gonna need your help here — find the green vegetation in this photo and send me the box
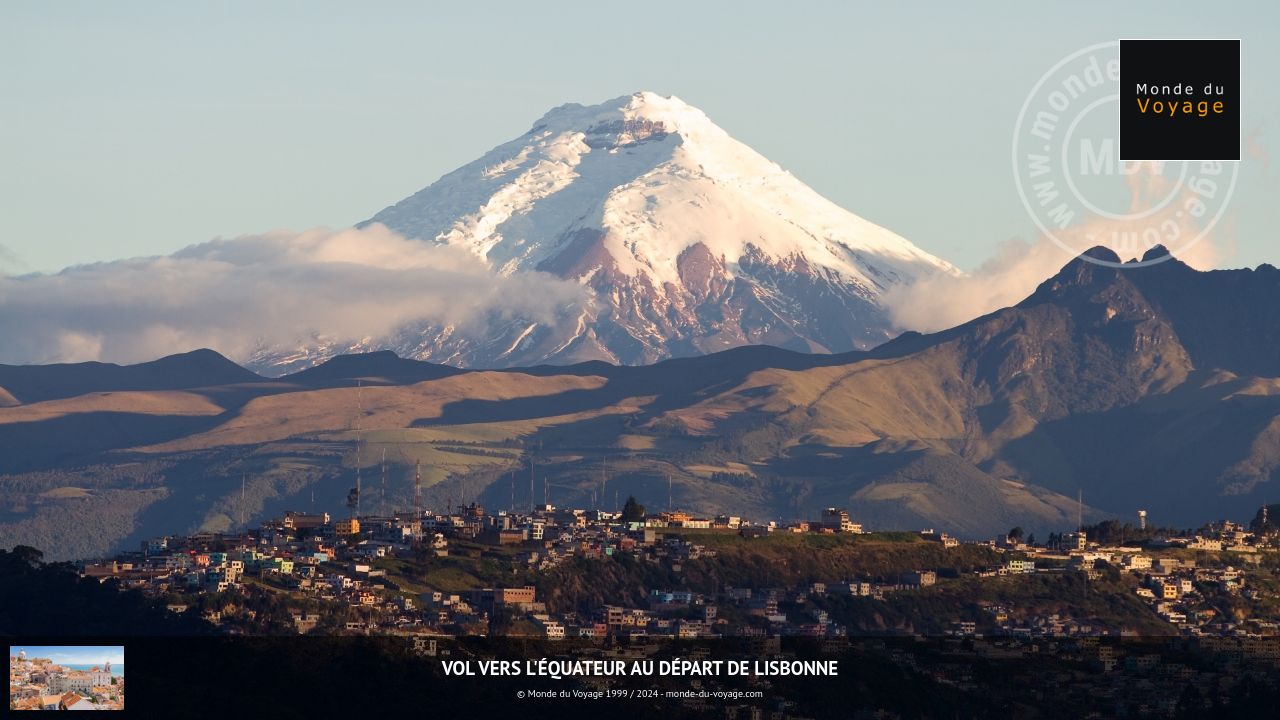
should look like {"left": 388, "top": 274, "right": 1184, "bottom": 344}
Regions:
{"left": 816, "top": 572, "right": 1171, "bottom": 635}
{"left": 0, "top": 545, "right": 215, "bottom": 635}
{"left": 372, "top": 541, "right": 532, "bottom": 594}
{"left": 0, "top": 487, "right": 168, "bottom": 561}
{"left": 534, "top": 534, "right": 1001, "bottom": 615}
{"left": 621, "top": 496, "right": 645, "bottom": 523}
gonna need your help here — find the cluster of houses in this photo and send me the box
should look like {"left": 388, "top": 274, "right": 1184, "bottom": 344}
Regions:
{"left": 8, "top": 650, "right": 122, "bottom": 711}
{"left": 72, "top": 497, "right": 1280, "bottom": 641}
{"left": 73, "top": 503, "right": 900, "bottom": 637}
{"left": 967, "top": 520, "right": 1280, "bottom": 638}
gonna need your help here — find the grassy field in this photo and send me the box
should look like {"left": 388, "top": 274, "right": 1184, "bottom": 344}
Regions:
{"left": 372, "top": 541, "right": 531, "bottom": 595}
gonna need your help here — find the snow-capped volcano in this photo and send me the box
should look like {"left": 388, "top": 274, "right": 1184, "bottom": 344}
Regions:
{"left": 256, "top": 92, "right": 956, "bottom": 372}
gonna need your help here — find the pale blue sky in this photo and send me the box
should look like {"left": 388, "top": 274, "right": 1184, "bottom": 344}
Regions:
{"left": 10, "top": 645, "right": 124, "bottom": 665}
{"left": 2, "top": 1, "right": 1277, "bottom": 273}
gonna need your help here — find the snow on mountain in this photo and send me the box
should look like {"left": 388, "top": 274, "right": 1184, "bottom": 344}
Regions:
{"left": 251, "top": 92, "right": 957, "bottom": 373}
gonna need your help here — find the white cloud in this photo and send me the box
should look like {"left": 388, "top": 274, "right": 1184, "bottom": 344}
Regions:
{"left": 0, "top": 224, "right": 588, "bottom": 366}
{"left": 884, "top": 165, "right": 1232, "bottom": 334}
{"left": 882, "top": 237, "right": 1069, "bottom": 333}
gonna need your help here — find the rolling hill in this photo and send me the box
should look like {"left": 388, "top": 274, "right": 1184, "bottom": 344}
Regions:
{"left": 2, "top": 246, "right": 1278, "bottom": 559}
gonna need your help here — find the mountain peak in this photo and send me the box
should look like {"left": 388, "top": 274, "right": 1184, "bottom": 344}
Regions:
{"left": 1019, "top": 248, "right": 1126, "bottom": 307}
{"left": 534, "top": 91, "right": 709, "bottom": 134}
{"left": 1141, "top": 244, "right": 1171, "bottom": 262}
{"left": 313, "top": 93, "right": 959, "bottom": 372}
{"left": 1081, "top": 245, "right": 1122, "bottom": 264}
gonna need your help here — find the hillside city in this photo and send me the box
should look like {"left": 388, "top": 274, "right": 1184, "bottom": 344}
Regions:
{"left": 10, "top": 499, "right": 1280, "bottom": 716}
{"left": 72, "top": 499, "right": 1280, "bottom": 643}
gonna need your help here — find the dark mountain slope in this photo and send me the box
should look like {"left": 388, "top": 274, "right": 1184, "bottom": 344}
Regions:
{"left": 0, "top": 349, "right": 261, "bottom": 404}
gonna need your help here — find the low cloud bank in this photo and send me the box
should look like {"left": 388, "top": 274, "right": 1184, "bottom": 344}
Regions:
{"left": 0, "top": 224, "right": 587, "bottom": 365}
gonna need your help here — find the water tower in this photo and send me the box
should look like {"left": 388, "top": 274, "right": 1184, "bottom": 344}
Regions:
{"left": 1138, "top": 509, "right": 1147, "bottom": 531}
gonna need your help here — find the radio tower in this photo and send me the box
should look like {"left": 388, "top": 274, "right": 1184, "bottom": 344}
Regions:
{"left": 380, "top": 448, "right": 387, "bottom": 518}
{"left": 1077, "top": 489, "right": 1083, "bottom": 531}
{"left": 413, "top": 460, "right": 422, "bottom": 520}
{"left": 240, "top": 472, "right": 246, "bottom": 528}
{"left": 354, "top": 380, "right": 363, "bottom": 519}
{"left": 529, "top": 455, "right": 535, "bottom": 513}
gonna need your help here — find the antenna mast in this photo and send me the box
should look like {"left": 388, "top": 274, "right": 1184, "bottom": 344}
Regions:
{"left": 354, "top": 380, "right": 363, "bottom": 518}
{"left": 240, "top": 472, "right": 246, "bottom": 528}
{"left": 413, "top": 459, "right": 421, "bottom": 521}
{"left": 380, "top": 448, "right": 387, "bottom": 518}
{"left": 1077, "top": 489, "right": 1083, "bottom": 531}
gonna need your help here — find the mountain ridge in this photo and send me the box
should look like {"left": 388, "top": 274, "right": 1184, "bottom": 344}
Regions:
{"left": 0, "top": 349, "right": 261, "bottom": 405}
{"left": 3, "top": 247, "right": 1280, "bottom": 559}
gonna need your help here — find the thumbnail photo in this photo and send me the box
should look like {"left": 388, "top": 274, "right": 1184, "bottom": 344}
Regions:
{"left": 9, "top": 646, "right": 124, "bottom": 711}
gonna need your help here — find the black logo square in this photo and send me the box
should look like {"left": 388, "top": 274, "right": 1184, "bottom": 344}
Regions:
{"left": 1120, "top": 39, "right": 1240, "bottom": 161}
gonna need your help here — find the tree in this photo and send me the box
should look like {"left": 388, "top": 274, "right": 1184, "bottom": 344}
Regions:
{"left": 1007, "top": 527, "right": 1024, "bottom": 543}
{"left": 1250, "top": 504, "right": 1279, "bottom": 534}
{"left": 621, "top": 496, "right": 646, "bottom": 523}
{"left": 1026, "top": 533, "right": 1037, "bottom": 546}
{"left": 10, "top": 545, "right": 44, "bottom": 567}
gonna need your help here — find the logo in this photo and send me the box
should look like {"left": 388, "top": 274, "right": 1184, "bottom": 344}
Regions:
{"left": 1120, "top": 39, "right": 1240, "bottom": 161}
{"left": 1013, "top": 41, "right": 1238, "bottom": 268}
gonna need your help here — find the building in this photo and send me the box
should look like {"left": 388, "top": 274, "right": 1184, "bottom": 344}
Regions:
{"left": 901, "top": 570, "right": 937, "bottom": 588}
{"left": 283, "top": 511, "right": 331, "bottom": 530}
{"left": 335, "top": 518, "right": 361, "bottom": 535}
{"left": 1187, "top": 536, "right": 1223, "bottom": 551}
{"left": 1005, "top": 559, "right": 1036, "bottom": 574}
{"left": 920, "top": 530, "right": 959, "bottom": 547}
{"left": 59, "top": 692, "right": 96, "bottom": 710}
{"left": 472, "top": 586, "right": 537, "bottom": 609}
{"left": 1121, "top": 554, "right": 1152, "bottom": 570}
{"left": 659, "top": 511, "right": 692, "bottom": 526}
{"left": 90, "top": 661, "right": 113, "bottom": 687}
{"left": 819, "top": 508, "right": 863, "bottom": 534}
{"left": 532, "top": 614, "right": 565, "bottom": 639}
{"left": 1062, "top": 532, "right": 1088, "bottom": 551}
{"left": 48, "top": 672, "right": 95, "bottom": 694}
